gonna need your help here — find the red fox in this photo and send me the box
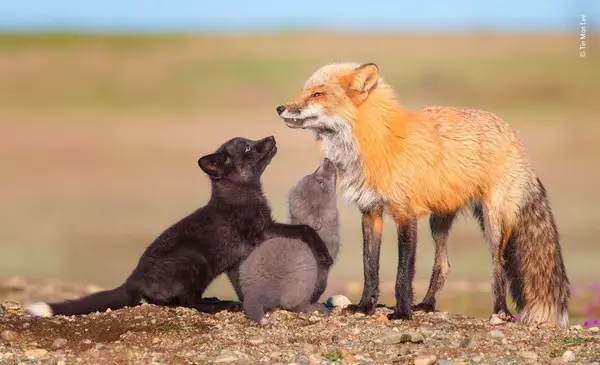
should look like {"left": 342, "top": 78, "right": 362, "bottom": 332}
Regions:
{"left": 275, "top": 62, "right": 570, "bottom": 327}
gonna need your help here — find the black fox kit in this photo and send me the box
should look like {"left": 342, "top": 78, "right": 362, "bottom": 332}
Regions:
{"left": 236, "top": 158, "right": 340, "bottom": 325}
{"left": 27, "top": 136, "right": 333, "bottom": 317}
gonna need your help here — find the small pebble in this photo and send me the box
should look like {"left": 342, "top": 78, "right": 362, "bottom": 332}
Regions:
{"left": 589, "top": 326, "right": 599, "bottom": 333}
{"left": 1, "top": 330, "right": 18, "bottom": 341}
{"left": 24, "top": 349, "right": 48, "bottom": 359}
{"left": 438, "top": 360, "right": 455, "bottom": 365}
{"left": 561, "top": 350, "right": 576, "bottom": 362}
{"left": 487, "top": 330, "right": 506, "bottom": 343}
{"left": 414, "top": 355, "right": 437, "bottom": 365}
{"left": 325, "top": 295, "right": 352, "bottom": 308}
{"left": 95, "top": 343, "right": 106, "bottom": 350}
{"left": 489, "top": 314, "right": 505, "bottom": 325}
{"left": 52, "top": 338, "right": 68, "bottom": 349}
{"left": 308, "top": 315, "right": 320, "bottom": 323}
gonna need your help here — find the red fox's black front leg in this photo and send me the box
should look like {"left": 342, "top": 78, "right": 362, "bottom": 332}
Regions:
{"left": 388, "top": 214, "right": 418, "bottom": 320}
{"left": 345, "top": 208, "right": 384, "bottom": 315}
{"left": 267, "top": 223, "right": 333, "bottom": 269}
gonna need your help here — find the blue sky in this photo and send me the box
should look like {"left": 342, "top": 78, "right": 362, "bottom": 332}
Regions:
{"left": 0, "top": 0, "right": 597, "bottom": 33}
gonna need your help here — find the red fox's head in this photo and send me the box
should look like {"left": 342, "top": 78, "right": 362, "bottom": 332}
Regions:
{"left": 276, "top": 62, "right": 380, "bottom": 134}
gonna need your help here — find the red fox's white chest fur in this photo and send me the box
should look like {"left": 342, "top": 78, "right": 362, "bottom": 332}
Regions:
{"left": 280, "top": 62, "right": 530, "bottom": 219}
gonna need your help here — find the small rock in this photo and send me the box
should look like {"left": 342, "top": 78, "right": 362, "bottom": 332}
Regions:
{"left": 326, "top": 295, "right": 352, "bottom": 308}
{"left": 248, "top": 338, "right": 263, "bottom": 345}
{"left": 438, "top": 360, "right": 454, "bottom": 365}
{"left": 82, "top": 339, "right": 92, "bottom": 345}
{"left": 22, "top": 322, "right": 30, "bottom": 328}
{"left": 1, "top": 330, "right": 18, "bottom": 341}
{"left": 569, "top": 324, "right": 583, "bottom": 331}
{"left": 588, "top": 326, "right": 599, "bottom": 333}
{"left": 471, "top": 356, "right": 482, "bottom": 363}
{"left": 24, "top": 349, "right": 48, "bottom": 359}
{"left": 488, "top": 330, "right": 506, "bottom": 343}
{"left": 561, "top": 350, "right": 576, "bottom": 362}
{"left": 95, "top": 343, "right": 106, "bottom": 350}
{"left": 518, "top": 351, "right": 538, "bottom": 361}
{"left": 414, "top": 355, "right": 437, "bottom": 365}
{"left": 308, "top": 315, "right": 320, "bottom": 323}
{"left": 52, "top": 338, "right": 68, "bottom": 349}
{"left": 151, "top": 337, "right": 160, "bottom": 344}
{"left": 214, "top": 349, "right": 239, "bottom": 363}
{"left": 489, "top": 314, "right": 505, "bottom": 325}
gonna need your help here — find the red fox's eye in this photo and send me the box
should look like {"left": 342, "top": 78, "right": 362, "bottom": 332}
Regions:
{"left": 311, "top": 92, "right": 323, "bottom": 98}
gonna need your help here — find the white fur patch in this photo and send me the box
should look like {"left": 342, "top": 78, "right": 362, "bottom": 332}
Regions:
{"left": 259, "top": 317, "right": 270, "bottom": 326}
{"left": 26, "top": 302, "right": 53, "bottom": 317}
{"left": 318, "top": 117, "right": 385, "bottom": 211}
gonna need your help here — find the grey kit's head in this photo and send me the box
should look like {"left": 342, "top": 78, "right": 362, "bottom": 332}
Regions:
{"left": 288, "top": 158, "right": 338, "bottom": 230}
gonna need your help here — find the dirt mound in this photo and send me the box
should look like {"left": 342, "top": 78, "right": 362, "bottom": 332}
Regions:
{"left": 1, "top": 277, "right": 599, "bottom": 365}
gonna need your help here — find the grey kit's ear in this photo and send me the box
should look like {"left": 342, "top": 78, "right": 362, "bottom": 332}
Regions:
{"left": 348, "top": 63, "right": 379, "bottom": 99}
{"left": 198, "top": 152, "right": 227, "bottom": 178}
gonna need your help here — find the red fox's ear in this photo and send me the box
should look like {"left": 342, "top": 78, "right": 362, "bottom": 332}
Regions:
{"left": 349, "top": 63, "right": 379, "bottom": 97}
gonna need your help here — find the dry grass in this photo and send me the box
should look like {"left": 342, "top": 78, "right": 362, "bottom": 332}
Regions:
{"left": 0, "top": 32, "right": 598, "bottom": 322}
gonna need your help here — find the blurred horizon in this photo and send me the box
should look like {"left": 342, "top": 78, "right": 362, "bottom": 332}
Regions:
{"left": 0, "top": 0, "right": 598, "bottom": 34}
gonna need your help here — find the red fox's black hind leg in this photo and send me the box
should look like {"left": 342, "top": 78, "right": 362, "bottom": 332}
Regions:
{"left": 413, "top": 213, "right": 456, "bottom": 313}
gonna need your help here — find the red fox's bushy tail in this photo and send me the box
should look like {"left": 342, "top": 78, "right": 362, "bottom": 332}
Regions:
{"left": 27, "top": 284, "right": 140, "bottom": 317}
{"left": 504, "top": 177, "right": 570, "bottom": 327}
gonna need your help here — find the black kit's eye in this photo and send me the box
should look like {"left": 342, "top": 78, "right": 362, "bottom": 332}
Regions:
{"left": 244, "top": 146, "right": 251, "bottom": 153}
{"left": 318, "top": 179, "right": 324, "bottom": 187}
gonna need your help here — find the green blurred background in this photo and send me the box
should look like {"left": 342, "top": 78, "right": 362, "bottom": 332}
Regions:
{"left": 0, "top": 2, "right": 599, "bottom": 324}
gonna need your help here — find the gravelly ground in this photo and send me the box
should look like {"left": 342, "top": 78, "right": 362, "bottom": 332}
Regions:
{"left": 1, "top": 276, "right": 599, "bottom": 365}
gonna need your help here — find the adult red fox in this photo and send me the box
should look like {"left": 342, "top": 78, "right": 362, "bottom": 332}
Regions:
{"left": 275, "top": 62, "right": 570, "bottom": 327}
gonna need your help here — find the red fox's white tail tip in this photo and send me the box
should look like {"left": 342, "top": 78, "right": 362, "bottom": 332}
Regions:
{"left": 518, "top": 306, "right": 569, "bottom": 328}
{"left": 26, "top": 302, "right": 53, "bottom": 317}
